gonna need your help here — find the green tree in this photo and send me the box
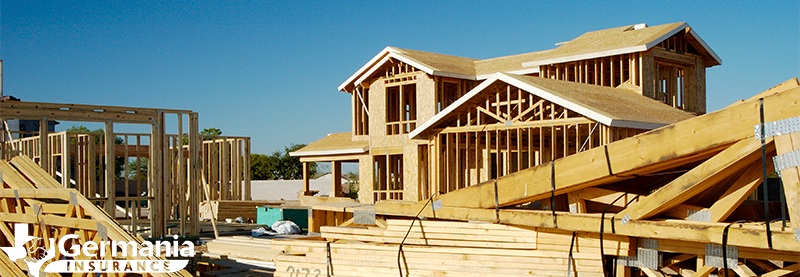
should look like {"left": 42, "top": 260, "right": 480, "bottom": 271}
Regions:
{"left": 65, "top": 125, "right": 125, "bottom": 180}
{"left": 183, "top": 128, "right": 223, "bottom": 145}
{"left": 126, "top": 157, "right": 148, "bottom": 180}
{"left": 200, "top": 128, "right": 222, "bottom": 138}
{"left": 344, "top": 172, "right": 359, "bottom": 200}
{"left": 250, "top": 144, "right": 316, "bottom": 180}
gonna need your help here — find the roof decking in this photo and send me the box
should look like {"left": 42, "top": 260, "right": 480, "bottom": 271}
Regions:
{"left": 290, "top": 132, "right": 369, "bottom": 157}
{"left": 340, "top": 22, "right": 721, "bottom": 91}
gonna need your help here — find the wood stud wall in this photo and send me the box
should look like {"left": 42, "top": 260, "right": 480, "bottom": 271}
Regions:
{"left": 424, "top": 82, "right": 644, "bottom": 197}
{"left": 538, "top": 33, "right": 706, "bottom": 114}
{"left": 0, "top": 101, "right": 249, "bottom": 238}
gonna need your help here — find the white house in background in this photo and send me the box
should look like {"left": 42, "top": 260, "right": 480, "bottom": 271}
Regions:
{"left": 250, "top": 173, "right": 350, "bottom": 201}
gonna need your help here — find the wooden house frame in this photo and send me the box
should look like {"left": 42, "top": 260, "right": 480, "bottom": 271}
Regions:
{"left": 292, "top": 22, "right": 721, "bottom": 204}
{"left": 0, "top": 100, "right": 251, "bottom": 238}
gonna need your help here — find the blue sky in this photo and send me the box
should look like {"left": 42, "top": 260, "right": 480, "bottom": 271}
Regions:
{"left": 2, "top": 0, "right": 798, "bottom": 162}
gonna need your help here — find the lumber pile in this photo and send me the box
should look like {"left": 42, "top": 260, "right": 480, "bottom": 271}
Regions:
{"left": 205, "top": 236, "right": 283, "bottom": 261}
{"left": 271, "top": 219, "right": 630, "bottom": 277}
{"left": 322, "top": 219, "right": 631, "bottom": 254}
{"left": 200, "top": 200, "right": 299, "bottom": 222}
{"left": 197, "top": 255, "right": 274, "bottom": 277}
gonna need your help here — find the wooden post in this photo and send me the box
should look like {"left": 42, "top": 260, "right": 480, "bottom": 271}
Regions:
{"left": 150, "top": 111, "right": 165, "bottom": 238}
{"left": 39, "top": 117, "right": 49, "bottom": 171}
{"left": 104, "top": 120, "right": 115, "bottom": 216}
{"left": 88, "top": 133, "right": 96, "bottom": 198}
{"left": 221, "top": 137, "right": 230, "bottom": 200}
{"left": 189, "top": 112, "right": 200, "bottom": 235}
{"left": 61, "top": 132, "right": 69, "bottom": 188}
{"left": 244, "top": 137, "right": 251, "bottom": 200}
{"left": 302, "top": 162, "right": 310, "bottom": 193}
{"left": 177, "top": 112, "right": 186, "bottom": 235}
{"left": 332, "top": 161, "right": 342, "bottom": 197}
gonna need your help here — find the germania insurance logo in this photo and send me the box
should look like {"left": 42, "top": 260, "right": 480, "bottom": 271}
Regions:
{"left": 1, "top": 223, "right": 194, "bottom": 277}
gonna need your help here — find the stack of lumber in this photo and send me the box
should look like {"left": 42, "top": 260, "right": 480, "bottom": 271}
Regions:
{"left": 205, "top": 236, "right": 283, "bottom": 261}
{"left": 200, "top": 200, "right": 299, "bottom": 222}
{"left": 198, "top": 255, "right": 274, "bottom": 277}
{"left": 272, "top": 219, "right": 630, "bottom": 277}
{"left": 322, "top": 219, "right": 631, "bottom": 255}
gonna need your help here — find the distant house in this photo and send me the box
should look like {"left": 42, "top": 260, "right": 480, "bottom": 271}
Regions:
{"left": 292, "top": 22, "right": 720, "bottom": 203}
{"left": 250, "top": 173, "right": 350, "bottom": 201}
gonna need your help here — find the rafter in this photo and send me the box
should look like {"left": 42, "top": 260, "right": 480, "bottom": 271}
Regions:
{"left": 619, "top": 138, "right": 768, "bottom": 220}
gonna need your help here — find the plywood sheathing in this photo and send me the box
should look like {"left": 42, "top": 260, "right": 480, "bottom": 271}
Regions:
{"left": 291, "top": 132, "right": 368, "bottom": 156}
{"left": 386, "top": 47, "right": 478, "bottom": 77}
{"left": 507, "top": 74, "right": 696, "bottom": 125}
{"left": 474, "top": 22, "right": 718, "bottom": 76}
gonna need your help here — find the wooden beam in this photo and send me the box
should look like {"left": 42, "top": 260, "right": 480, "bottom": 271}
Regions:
{"left": 430, "top": 87, "right": 800, "bottom": 209}
{"left": 732, "top": 263, "right": 757, "bottom": 277}
{"left": 332, "top": 161, "right": 342, "bottom": 197}
{"left": 642, "top": 268, "right": 667, "bottom": 277}
{"left": 774, "top": 132, "right": 800, "bottom": 229}
{"left": 104, "top": 120, "right": 115, "bottom": 216}
{"left": 60, "top": 132, "right": 69, "bottom": 188}
{"left": 707, "top": 158, "right": 771, "bottom": 222}
{"left": 619, "top": 138, "right": 767, "bottom": 220}
{"left": 663, "top": 254, "right": 696, "bottom": 268}
{"left": 189, "top": 112, "right": 200, "bottom": 235}
{"left": 38, "top": 117, "right": 49, "bottom": 173}
{"left": 374, "top": 201, "right": 800, "bottom": 252}
{"left": 691, "top": 266, "right": 715, "bottom": 277}
{"left": 303, "top": 162, "right": 310, "bottom": 193}
{"left": 762, "top": 263, "right": 800, "bottom": 277}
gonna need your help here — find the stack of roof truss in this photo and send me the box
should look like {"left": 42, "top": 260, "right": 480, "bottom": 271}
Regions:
{"left": 0, "top": 155, "right": 192, "bottom": 276}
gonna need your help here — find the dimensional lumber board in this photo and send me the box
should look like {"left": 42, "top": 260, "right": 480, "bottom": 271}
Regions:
{"left": 374, "top": 201, "right": 800, "bottom": 252}
{"left": 273, "top": 237, "right": 605, "bottom": 277}
{"left": 618, "top": 138, "right": 768, "bottom": 220}
{"left": 431, "top": 86, "right": 800, "bottom": 209}
{"left": 774, "top": 132, "right": 800, "bottom": 229}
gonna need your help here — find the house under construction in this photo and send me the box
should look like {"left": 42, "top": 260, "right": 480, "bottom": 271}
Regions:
{"left": 292, "top": 22, "right": 720, "bottom": 203}
{"left": 278, "top": 22, "right": 800, "bottom": 277}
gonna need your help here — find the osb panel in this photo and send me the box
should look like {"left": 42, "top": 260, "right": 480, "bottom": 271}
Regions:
{"left": 416, "top": 72, "right": 437, "bottom": 124}
{"left": 358, "top": 154, "right": 373, "bottom": 204}
{"left": 402, "top": 141, "right": 420, "bottom": 201}
{"left": 294, "top": 132, "right": 367, "bottom": 154}
{"left": 695, "top": 56, "right": 706, "bottom": 114}
{"left": 641, "top": 50, "right": 656, "bottom": 99}
{"left": 368, "top": 78, "right": 386, "bottom": 141}
{"left": 684, "top": 59, "right": 697, "bottom": 113}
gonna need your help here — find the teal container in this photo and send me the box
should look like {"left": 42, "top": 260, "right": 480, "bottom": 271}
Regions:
{"left": 256, "top": 206, "right": 308, "bottom": 231}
